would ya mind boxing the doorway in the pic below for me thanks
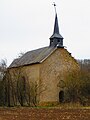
[59,91,64,103]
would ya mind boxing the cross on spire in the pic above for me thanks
[52,2,57,15]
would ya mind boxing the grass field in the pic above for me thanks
[0,107,90,120]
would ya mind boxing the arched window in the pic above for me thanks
[21,76,26,91]
[17,76,26,106]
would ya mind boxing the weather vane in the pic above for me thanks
[52,2,57,14]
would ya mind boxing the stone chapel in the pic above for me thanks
[8,9,79,106]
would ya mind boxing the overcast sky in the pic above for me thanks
[0,0,90,66]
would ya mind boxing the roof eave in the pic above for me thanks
[8,62,40,69]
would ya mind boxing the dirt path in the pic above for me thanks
[0,108,90,120]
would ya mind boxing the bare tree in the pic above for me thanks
[0,59,7,80]
[0,59,7,106]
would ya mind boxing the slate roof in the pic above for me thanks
[50,33,63,39]
[9,46,57,68]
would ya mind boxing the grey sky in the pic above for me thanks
[0,0,90,66]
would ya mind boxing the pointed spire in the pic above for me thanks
[53,13,59,34]
[51,13,63,39]
[50,3,64,47]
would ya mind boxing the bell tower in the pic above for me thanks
[50,3,64,48]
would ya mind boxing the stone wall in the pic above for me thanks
[8,48,79,105]
[39,48,79,103]
[9,64,40,84]
[8,64,40,105]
